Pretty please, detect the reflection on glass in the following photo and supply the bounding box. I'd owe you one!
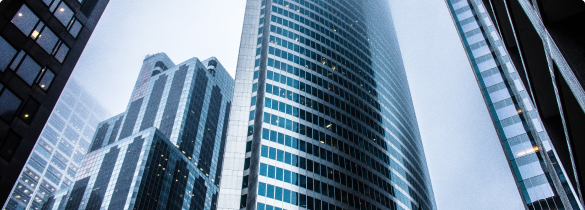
[0,37,17,71]
[11,5,39,36]
[16,56,42,85]
[54,2,74,27]
[0,89,22,121]
[36,27,59,53]
[55,43,69,63]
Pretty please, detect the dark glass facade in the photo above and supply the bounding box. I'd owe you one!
[40,53,234,210]
[444,0,584,209]
[217,0,436,210]
[0,0,109,204]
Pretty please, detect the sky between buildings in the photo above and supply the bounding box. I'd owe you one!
[70,0,525,209]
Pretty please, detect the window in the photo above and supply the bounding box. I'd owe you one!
[0,37,17,72]
[18,98,40,124]
[38,69,55,90]
[54,1,74,27]
[0,88,22,122]
[15,56,42,85]
[68,20,83,38]
[54,42,70,63]
[11,5,39,36]
[35,27,59,54]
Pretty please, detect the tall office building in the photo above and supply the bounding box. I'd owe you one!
[444,0,584,209]
[2,79,108,210]
[40,53,234,210]
[218,0,436,210]
[0,0,109,203]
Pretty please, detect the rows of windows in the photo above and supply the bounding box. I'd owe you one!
[269,0,374,76]
[260,94,425,187]
[268,0,418,126]
[257,160,414,210]
[258,75,424,180]
[260,30,419,160]
[255,0,434,208]
[254,125,426,206]
[262,18,416,146]
[257,181,405,210]
[256,66,419,168]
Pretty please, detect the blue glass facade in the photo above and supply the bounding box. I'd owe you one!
[218,0,436,210]
[444,0,584,209]
[2,80,108,210]
[40,53,234,210]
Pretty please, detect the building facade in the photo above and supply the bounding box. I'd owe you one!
[2,79,108,210]
[40,53,234,210]
[218,0,436,210]
[0,0,109,203]
[444,0,584,209]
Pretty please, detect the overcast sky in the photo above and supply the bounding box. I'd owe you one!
[70,0,524,209]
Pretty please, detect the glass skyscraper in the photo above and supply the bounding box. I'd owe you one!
[39,53,234,210]
[444,0,584,209]
[2,79,108,210]
[218,0,436,210]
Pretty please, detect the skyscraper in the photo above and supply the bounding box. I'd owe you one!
[2,79,108,210]
[444,0,584,209]
[0,0,109,203]
[218,0,436,210]
[40,53,234,210]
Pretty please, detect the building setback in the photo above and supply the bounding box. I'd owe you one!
[217,0,437,210]
[40,53,234,210]
[444,0,584,209]
[2,79,108,210]
[0,0,109,204]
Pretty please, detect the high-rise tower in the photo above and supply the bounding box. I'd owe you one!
[0,0,109,203]
[218,0,436,210]
[444,0,584,209]
[40,53,234,210]
[2,79,108,210]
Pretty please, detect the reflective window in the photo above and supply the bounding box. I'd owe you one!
[54,2,74,27]
[0,37,17,71]
[54,43,69,63]
[69,20,83,38]
[0,89,21,122]
[16,56,42,85]
[11,5,39,36]
[38,69,55,90]
[36,27,59,53]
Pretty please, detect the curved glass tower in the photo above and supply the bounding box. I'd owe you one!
[218,0,436,210]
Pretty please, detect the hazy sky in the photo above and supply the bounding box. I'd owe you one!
[70,0,524,209]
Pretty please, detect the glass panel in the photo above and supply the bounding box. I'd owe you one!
[55,43,69,63]
[0,89,22,122]
[10,51,25,70]
[11,5,39,35]
[0,37,17,71]
[69,19,82,38]
[38,69,55,90]
[16,56,42,85]
[36,27,59,53]
[54,2,74,27]
[19,98,39,123]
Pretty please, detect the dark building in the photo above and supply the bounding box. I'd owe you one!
[217,0,437,210]
[445,0,584,208]
[0,0,109,205]
[40,53,234,210]
[478,0,585,205]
